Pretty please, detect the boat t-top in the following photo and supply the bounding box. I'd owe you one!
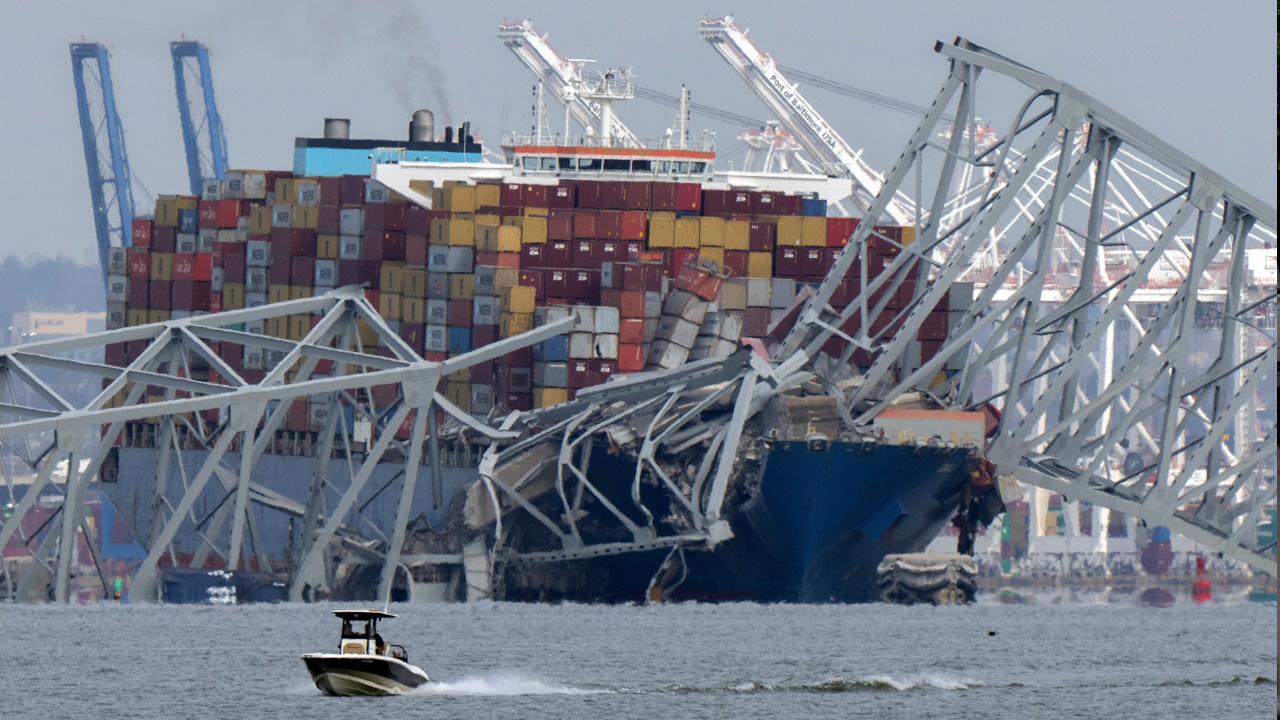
[301,610,430,696]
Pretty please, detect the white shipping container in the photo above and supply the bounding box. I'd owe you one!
[245,268,268,292]
[719,313,742,342]
[711,339,737,358]
[600,261,614,289]
[176,233,198,254]
[593,306,620,334]
[105,275,127,302]
[201,179,221,200]
[339,208,364,236]
[542,362,569,388]
[295,180,320,206]
[643,317,659,344]
[106,247,127,274]
[365,180,389,203]
[241,172,267,200]
[242,346,264,370]
[314,260,337,286]
[543,306,572,324]
[426,299,448,325]
[593,333,619,360]
[473,267,497,296]
[216,228,238,245]
[571,306,596,333]
[470,384,494,415]
[664,290,709,326]
[427,247,450,272]
[644,291,662,317]
[246,240,270,267]
[245,291,267,309]
[236,216,249,243]
[339,235,361,260]
[688,335,716,360]
[569,332,596,359]
[746,278,771,307]
[473,296,497,324]
[272,204,293,228]
[105,302,126,330]
[223,171,244,199]
[425,326,447,352]
[245,318,265,334]
[210,266,224,292]
[699,312,725,338]
[446,246,473,273]
[197,228,217,252]
[170,310,192,320]
[647,340,689,370]
[771,278,795,308]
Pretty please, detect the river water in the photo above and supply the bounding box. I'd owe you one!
[2,590,1274,719]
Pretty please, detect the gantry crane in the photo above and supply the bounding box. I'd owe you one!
[170,40,228,195]
[497,20,642,148]
[699,16,916,224]
[70,42,137,284]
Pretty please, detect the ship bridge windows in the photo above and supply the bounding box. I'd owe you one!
[558,157,575,170]
[655,160,670,173]
[520,156,558,172]
[631,159,652,173]
[602,158,630,172]
[577,158,602,171]
[673,161,690,174]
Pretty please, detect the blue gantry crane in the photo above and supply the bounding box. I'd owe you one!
[170,40,228,195]
[70,42,136,283]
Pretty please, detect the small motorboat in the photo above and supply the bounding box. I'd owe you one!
[302,610,430,696]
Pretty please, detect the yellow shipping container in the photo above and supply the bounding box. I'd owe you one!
[447,381,470,411]
[475,213,500,227]
[901,226,915,246]
[477,183,501,208]
[699,216,725,247]
[379,293,402,320]
[524,206,549,217]
[497,225,522,252]
[356,319,379,349]
[318,234,340,258]
[776,217,803,246]
[289,286,312,301]
[274,178,297,205]
[674,218,700,248]
[446,185,477,213]
[429,218,450,246]
[503,216,524,228]
[448,364,471,383]
[150,253,173,281]
[500,311,535,337]
[534,387,569,408]
[153,197,180,227]
[223,283,245,310]
[747,252,773,278]
[402,297,426,323]
[248,206,273,235]
[268,284,290,304]
[724,221,750,251]
[288,315,310,341]
[650,210,677,221]
[127,309,148,326]
[448,218,475,246]
[404,269,426,298]
[408,179,433,199]
[380,262,406,294]
[267,317,288,338]
[502,285,537,314]
[450,274,475,300]
[648,216,675,248]
[493,267,520,291]
[801,216,826,247]
[522,216,548,244]
[476,225,501,252]
[700,247,725,265]
[293,205,319,229]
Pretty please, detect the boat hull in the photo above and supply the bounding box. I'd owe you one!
[301,653,430,696]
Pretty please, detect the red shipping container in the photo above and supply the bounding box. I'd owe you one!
[549,183,576,209]
[132,218,153,247]
[449,299,473,327]
[171,281,212,311]
[404,206,430,235]
[917,311,949,341]
[503,393,533,412]
[617,343,644,372]
[601,181,627,210]
[518,269,545,300]
[363,230,406,261]
[598,240,620,263]
[626,181,652,210]
[496,252,521,268]
[619,290,646,318]
[223,254,246,283]
[651,182,677,211]
[365,202,407,231]
[172,253,194,280]
[723,250,748,277]
[619,317,645,344]
[292,256,316,285]
[573,210,598,239]
[546,241,572,268]
[752,191,778,215]
[270,227,317,257]
[317,205,341,234]
[596,208,622,239]
[471,361,495,385]
[473,325,498,348]
[826,217,859,247]
[672,249,700,277]
[406,234,428,266]
[570,269,600,300]
[622,240,644,261]
[548,214,573,241]
[702,189,728,215]
[677,183,703,213]
[741,307,769,337]
[591,359,616,386]
[775,246,800,277]
[521,243,546,268]
[317,176,340,206]
[270,261,292,285]
[576,180,603,208]
[525,184,549,208]
[197,200,219,228]
[356,260,381,286]
[501,182,526,207]
[620,211,646,240]
[105,343,127,367]
[801,248,828,277]
[209,291,222,313]
[545,268,570,297]
[726,190,752,215]
[748,222,775,252]
[152,226,177,253]
[128,249,151,279]
[568,359,592,388]
[400,322,425,351]
[128,280,148,309]
[572,240,599,267]
[339,176,365,205]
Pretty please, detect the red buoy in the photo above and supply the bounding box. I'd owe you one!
[1191,557,1212,603]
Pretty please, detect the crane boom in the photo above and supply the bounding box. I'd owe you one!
[170,40,228,196]
[70,42,136,285]
[497,20,642,148]
[699,16,915,224]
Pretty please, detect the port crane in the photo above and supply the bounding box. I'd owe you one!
[6,37,1272,603]
[698,16,917,225]
[498,20,642,148]
[71,42,137,284]
[170,40,229,195]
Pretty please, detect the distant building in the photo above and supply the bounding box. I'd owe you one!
[9,311,106,363]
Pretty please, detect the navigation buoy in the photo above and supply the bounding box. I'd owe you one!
[1191,557,1211,603]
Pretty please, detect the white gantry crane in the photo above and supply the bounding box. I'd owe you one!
[498,20,642,148]
[699,15,917,225]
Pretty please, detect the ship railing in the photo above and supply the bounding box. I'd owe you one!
[501,132,716,153]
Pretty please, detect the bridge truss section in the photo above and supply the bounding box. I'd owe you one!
[0,287,573,603]
[780,38,1276,574]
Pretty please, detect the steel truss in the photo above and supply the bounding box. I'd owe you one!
[778,38,1276,573]
[0,287,573,602]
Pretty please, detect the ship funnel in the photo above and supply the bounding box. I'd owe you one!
[323,118,350,139]
[444,125,454,144]
[409,109,434,142]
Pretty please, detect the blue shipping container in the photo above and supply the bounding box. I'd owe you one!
[449,327,472,353]
[536,336,569,362]
[178,208,198,234]
[802,198,827,217]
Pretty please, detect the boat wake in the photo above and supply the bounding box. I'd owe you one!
[670,675,983,694]
[411,672,610,696]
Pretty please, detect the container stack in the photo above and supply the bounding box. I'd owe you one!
[110,169,951,419]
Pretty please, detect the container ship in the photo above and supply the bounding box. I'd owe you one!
[96,100,1000,604]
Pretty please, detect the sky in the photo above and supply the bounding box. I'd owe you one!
[0,0,1274,264]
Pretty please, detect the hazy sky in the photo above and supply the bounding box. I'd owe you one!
[1,0,1274,264]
